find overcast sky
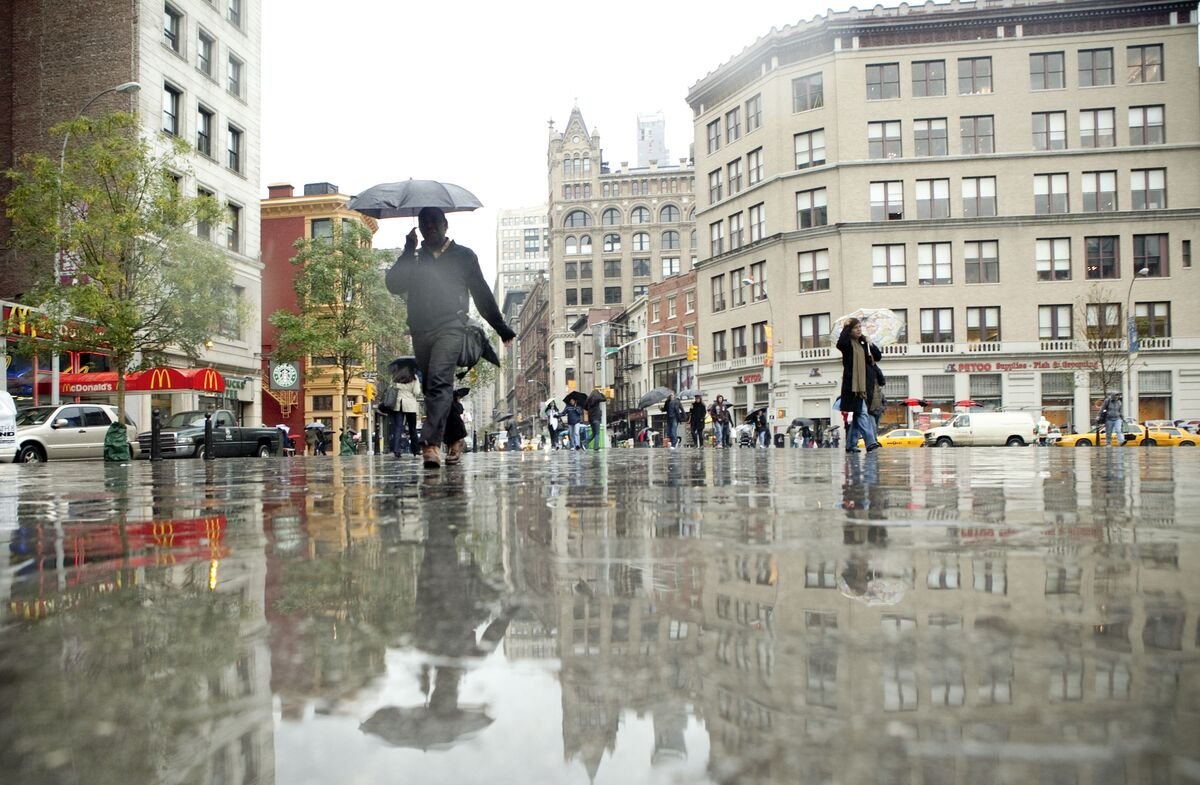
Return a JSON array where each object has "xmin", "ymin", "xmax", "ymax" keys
[{"xmin": 260, "ymin": 0, "xmax": 837, "ymax": 283}]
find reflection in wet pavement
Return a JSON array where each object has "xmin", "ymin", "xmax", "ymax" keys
[{"xmin": 1, "ymin": 449, "xmax": 1197, "ymax": 785}]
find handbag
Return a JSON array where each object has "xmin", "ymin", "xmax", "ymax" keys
[
  {"xmin": 458, "ymin": 321, "xmax": 501, "ymax": 370},
  {"xmin": 379, "ymin": 386, "xmax": 398, "ymax": 413}
]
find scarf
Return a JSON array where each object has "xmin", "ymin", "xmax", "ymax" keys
[{"xmin": 851, "ymin": 339, "xmax": 868, "ymax": 397}]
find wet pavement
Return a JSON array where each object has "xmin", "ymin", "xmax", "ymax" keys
[{"xmin": 1, "ymin": 448, "xmax": 1197, "ymax": 785}]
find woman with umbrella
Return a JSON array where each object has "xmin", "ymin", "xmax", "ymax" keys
[
  {"xmin": 389, "ymin": 357, "xmax": 422, "ymax": 457},
  {"xmin": 663, "ymin": 392, "xmax": 683, "ymax": 449},
  {"xmin": 837, "ymin": 318, "xmax": 882, "ymax": 453}
]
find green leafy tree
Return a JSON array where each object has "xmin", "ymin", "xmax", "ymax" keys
[
  {"xmin": 4, "ymin": 112, "xmax": 240, "ymax": 422},
  {"xmin": 270, "ymin": 221, "xmax": 408, "ymax": 433}
]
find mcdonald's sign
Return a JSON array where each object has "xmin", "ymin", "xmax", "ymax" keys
[
  {"xmin": 197, "ymin": 368, "xmax": 222, "ymax": 392},
  {"xmin": 148, "ymin": 367, "xmax": 174, "ymax": 390}
]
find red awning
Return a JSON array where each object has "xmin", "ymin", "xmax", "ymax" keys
[{"xmin": 47, "ymin": 367, "xmax": 226, "ymax": 395}]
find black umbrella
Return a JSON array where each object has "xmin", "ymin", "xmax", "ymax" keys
[
  {"xmin": 495, "ymin": 413, "xmax": 514, "ymax": 423},
  {"xmin": 360, "ymin": 704, "xmax": 493, "ymax": 750},
  {"xmin": 585, "ymin": 389, "xmax": 606, "ymax": 410},
  {"xmin": 347, "ymin": 179, "xmax": 483, "ymax": 219},
  {"xmin": 678, "ymin": 388, "xmax": 704, "ymax": 400},
  {"xmin": 563, "ymin": 390, "xmax": 588, "ymax": 408},
  {"xmin": 744, "ymin": 406, "xmax": 768, "ymax": 422},
  {"xmin": 453, "ymin": 387, "xmax": 470, "ymax": 399},
  {"xmin": 790, "ymin": 417, "xmax": 814, "ymax": 428},
  {"xmin": 637, "ymin": 386, "xmax": 674, "ymax": 410},
  {"xmin": 388, "ymin": 356, "xmax": 418, "ymax": 372}
]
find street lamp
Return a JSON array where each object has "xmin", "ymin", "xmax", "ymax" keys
[
  {"xmin": 742, "ymin": 277, "xmax": 777, "ymax": 445},
  {"xmin": 1124, "ymin": 266, "xmax": 1150, "ymax": 420},
  {"xmin": 52, "ymin": 81, "xmax": 141, "ymax": 405}
]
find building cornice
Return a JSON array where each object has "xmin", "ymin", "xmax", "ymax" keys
[{"xmin": 259, "ymin": 196, "xmax": 380, "ymax": 232}]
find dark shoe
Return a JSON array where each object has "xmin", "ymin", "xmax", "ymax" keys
[
  {"xmin": 445, "ymin": 439, "xmax": 465, "ymax": 465},
  {"xmin": 422, "ymin": 445, "xmax": 442, "ymax": 469},
  {"xmin": 845, "ymin": 448, "xmax": 861, "ymax": 454},
  {"xmin": 866, "ymin": 443, "xmax": 881, "ymax": 452}
]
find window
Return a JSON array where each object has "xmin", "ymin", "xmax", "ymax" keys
[
  {"xmin": 745, "ymin": 94, "xmax": 762, "ymax": 132},
  {"xmin": 1039, "ymin": 305, "xmax": 1072, "ymax": 340},
  {"xmin": 227, "ymin": 0, "xmax": 242, "ymax": 27},
  {"xmin": 1082, "ymin": 171, "xmax": 1117, "ymax": 212},
  {"xmin": 604, "ymin": 259, "xmax": 620, "ymax": 278},
  {"xmin": 662, "ymin": 230, "xmax": 680, "ymax": 250},
  {"xmin": 660, "ymin": 204, "xmax": 680, "ymax": 223},
  {"xmin": 1034, "ymin": 173, "xmax": 1068, "ymax": 214},
  {"xmin": 227, "ymin": 124, "xmax": 242, "ymax": 172},
  {"xmin": 602, "ymin": 207, "xmax": 621, "ymax": 225},
  {"xmin": 565, "ymin": 261, "xmax": 577, "ymax": 280},
  {"xmin": 793, "ymin": 131, "xmax": 825, "ymax": 169},
  {"xmin": 962, "ymin": 177, "xmax": 996, "ymax": 218},
  {"xmin": 711, "ymin": 275, "xmax": 726, "ymax": 312},
  {"xmin": 1032, "ymin": 111, "xmax": 1067, "ymax": 150},
  {"xmin": 967, "ymin": 307, "xmax": 1001, "ymax": 342},
  {"xmin": 162, "ymin": 83, "xmax": 181, "ymax": 135},
  {"xmin": 918, "ymin": 242, "xmax": 952, "ymax": 285},
  {"xmin": 579, "ymin": 235, "xmax": 592, "ymax": 254},
  {"xmin": 796, "ymin": 188, "xmax": 827, "ymax": 229},
  {"xmin": 196, "ymin": 106, "xmax": 213, "ymax": 156},
  {"xmin": 708, "ymin": 169, "xmax": 723, "ymax": 203},
  {"xmin": 920, "ymin": 308, "xmax": 954, "ymax": 343},
  {"xmin": 631, "ymin": 206, "xmax": 650, "ymax": 224},
  {"xmin": 726, "ymin": 107, "xmax": 741, "ymax": 142},
  {"xmin": 731, "ymin": 326, "xmax": 747, "ymax": 358},
  {"xmin": 632, "ymin": 232, "xmax": 650, "ymax": 252},
  {"xmin": 1131, "ymin": 169, "xmax": 1166, "ymax": 210},
  {"xmin": 1185, "ymin": 240, "xmax": 1192, "ymax": 268},
  {"xmin": 1129, "ymin": 105, "xmax": 1164, "ymax": 145},
  {"xmin": 1036, "ymin": 238, "xmax": 1071, "ymax": 281},
  {"xmin": 958, "ymin": 57, "xmax": 992, "ymax": 94},
  {"xmin": 603, "ymin": 233, "xmax": 621, "ymax": 253},
  {"xmin": 798, "ymin": 249, "xmax": 830, "ymax": 292},
  {"xmin": 870, "ymin": 181, "xmax": 904, "ymax": 221},
  {"xmin": 685, "ymin": 291, "xmax": 695, "ymax": 314},
  {"xmin": 730, "ymin": 267, "xmax": 745, "ymax": 307},
  {"xmin": 748, "ymin": 204, "xmax": 765, "ymax": 242},
  {"xmin": 196, "ymin": 187, "xmax": 214, "ymax": 240},
  {"xmin": 604, "ymin": 286, "xmax": 621, "ymax": 304},
  {"xmin": 747, "ymin": 147, "xmax": 764, "ymax": 183},
  {"xmin": 1135, "ymin": 302, "xmax": 1171, "ymax": 338},
  {"xmin": 164, "ymin": 4, "xmax": 182, "ymax": 52},
  {"xmin": 707, "ymin": 119, "xmax": 721, "ymax": 154},
  {"xmin": 633, "ymin": 284, "xmax": 649, "ymax": 299},
  {"xmin": 580, "ymin": 287, "xmax": 593, "ymax": 305},
  {"xmin": 914, "ymin": 118, "xmax": 948, "ymax": 157},
  {"xmin": 310, "ymin": 218, "xmax": 332, "ymax": 239},
  {"xmin": 873, "ymin": 244, "xmax": 906, "ymax": 286},
  {"xmin": 960, "ymin": 115, "xmax": 994, "ymax": 154},
  {"xmin": 228, "ymin": 54, "xmax": 243, "ymax": 97},
  {"xmin": 727, "ymin": 213, "xmax": 743, "ymax": 250},
  {"xmin": 1085, "ymin": 236, "xmax": 1119, "ymax": 279},
  {"xmin": 1127, "ymin": 44, "xmax": 1163, "ymax": 83},
  {"xmin": 749, "ymin": 261, "xmax": 766, "ymax": 300},
  {"xmin": 1134, "ymin": 234, "xmax": 1168, "ymax": 277},
  {"xmin": 792, "ymin": 73, "xmax": 823, "ymax": 112},
  {"xmin": 712, "ymin": 331, "xmax": 727, "ymax": 362},
  {"xmin": 749, "ymin": 321, "xmax": 767, "ymax": 354},
  {"xmin": 662, "ymin": 257, "xmax": 680, "ymax": 278},
  {"xmin": 799, "ymin": 313, "xmax": 830, "ymax": 349},
  {"xmin": 565, "ymin": 289, "xmax": 578, "ymax": 306},
  {"xmin": 710, "ymin": 222, "xmax": 724, "ymax": 256},
  {"xmin": 226, "ymin": 203, "xmax": 241, "ymax": 252},
  {"xmin": 913, "ymin": 60, "xmax": 946, "ymax": 97},
  {"xmin": 1085, "ymin": 302, "xmax": 1120, "ymax": 339},
  {"xmin": 726, "ymin": 160, "xmax": 742, "ymax": 195},
  {"xmin": 868, "ymin": 121, "xmax": 902, "ymax": 159},
  {"xmin": 632, "ymin": 258, "xmax": 650, "ymax": 277},
  {"xmin": 198, "ymin": 30, "xmax": 214, "ymax": 76},
  {"xmin": 1080, "ymin": 108, "xmax": 1115, "ymax": 148},
  {"xmin": 579, "ymin": 260, "xmax": 592, "ymax": 279},
  {"xmin": 1030, "ymin": 52, "xmax": 1065, "ymax": 90},
  {"xmin": 866, "ymin": 63, "xmax": 900, "ymax": 100},
  {"xmin": 965, "ymin": 241, "xmax": 999, "ymax": 283},
  {"xmin": 1079, "ymin": 48, "xmax": 1113, "ymax": 87},
  {"xmin": 916, "ymin": 179, "xmax": 950, "ymax": 219},
  {"xmin": 565, "ymin": 210, "xmax": 592, "ymax": 227}
]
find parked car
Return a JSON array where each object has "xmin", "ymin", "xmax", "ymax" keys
[
  {"xmin": 1141, "ymin": 426, "xmax": 1197, "ymax": 447},
  {"xmin": 11, "ymin": 404, "xmax": 139, "ymax": 462},
  {"xmin": 924, "ymin": 412, "xmax": 1037, "ymax": 447},
  {"xmin": 858, "ymin": 428, "xmax": 926, "ymax": 449},
  {"xmin": 1056, "ymin": 422, "xmax": 1150, "ymax": 447},
  {"xmin": 137, "ymin": 409, "xmax": 280, "ymax": 458}
]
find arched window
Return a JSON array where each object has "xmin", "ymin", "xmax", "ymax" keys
[
  {"xmin": 603, "ymin": 233, "xmax": 621, "ymax": 253},
  {"xmin": 573, "ymin": 184, "xmax": 581, "ymax": 199},
  {"xmin": 583, "ymin": 156, "xmax": 591, "ymax": 176},
  {"xmin": 573, "ymin": 155, "xmax": 582, "ymax": 178},
  {"xmin": 580, "ymin": 234, "xmax": 593, "ymax": 254},
  {"xmin": 583, "ymin": 184, "xmax": 591, "ymax": 198},
  {"xmin": 562, "ymin": 156, "xmax": 571, "ymax": 179},
  {"xmin": 565, "ymin": 210, "xmax": 592, "ymax": 228},
  {"xmin": 662, "ymin": 230, "xmax": 680, "ymax": 250},
  {"xmin": 688, "ymin": 207, "xmax": 697, "ymax": 221},
  {"xmin": 631, "ymin": 206, "xmax": 650, "ymax": 224},
  {"xmin": 660, "ymin": 204, "xmax": 680, "ymax": 223},
  {"xmin": 565, "ymin": 235, "xmax": 578, "ymax": 255},
  {"xmin": 602, "ymin": 207, "xmax": 621, "ymax": 225},
  {"xmin": 632, "ymin": 232, "xmax": 650, "ymax": 251},
  {"xmin": 690, "ymin": 230, "xmax": 697, "ymax": 249}
]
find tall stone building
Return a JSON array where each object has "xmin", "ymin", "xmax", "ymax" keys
[
  {"xmin": 0, "ymin": 0, "xmax": 263, "ymax": 425},
  {"xmin": 546, "ymin": 108, "xmax": 696, "ymax": 398},
  {"xmin": 494, "ymin": 206, "xmax": 549, "ymax": 424},
  {"xmin": 687, "ymin": 0, "xmax": 1199, "ymax": 434}
]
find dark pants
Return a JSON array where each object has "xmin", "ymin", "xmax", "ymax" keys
[
  {"xmin": 445, "ymin": 407, "xmax": 467, "ymax": 445},
  {"xmin": 691, "ymin": 425, "xmax": 704, "ymax": 447},
  {"xmin": 392, "ymin": 411, "xmax": 418, "ymax": 455},
  {"xmin": 413, "ymin": 327, "xmax": 464, "ymax": 447}
]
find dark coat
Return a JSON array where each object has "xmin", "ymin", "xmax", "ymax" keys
[
  {"xmin": 665, "ymin": 397, "xmax": 683, "ymax": 423},
  {"xmin": 689, "ymin": 402, "xmax": 707, "ymax": 428},
  {"xmin": 837, "ymin": 324, "xmax": 882, "ymax": 413},
  {"xmin": 564, "ymin": 403, "xmax": 583, "ymax": 426}
]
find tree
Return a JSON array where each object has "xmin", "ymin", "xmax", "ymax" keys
[
  {"xmin": 269, "ymin": 221, "xmax": 408, "ymax": 434},
  {"xmin": 1076, "ymin": 284, "xmax": 1125, "ymax": 425},
  {"xmin": 4, "ymin": 112, "xmax": 240, "ymax": 423}
]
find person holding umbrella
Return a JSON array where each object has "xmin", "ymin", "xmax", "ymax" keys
[
  {"xmin": 385, "ymin": 207, "xmax": 515, "ymax": 468},
  {"xmin": 709, "ymin": 395, "xmax": 731, "ymax": 448},
  {"xmin": 389, "ymin": 357, "xmax": 422, "ymax": 457},
  {"xmin": 563, "ymin": 391, "xmax": 587, "ymax": 450},
  {"xmin": 837, "ymin": 318, "xmax": 882, "ymax": 453},
  {"xmin": 663, "ymin": 392, "xmax": 683, "ymax": 449},
  {"xmin": 688, "ymin": 395, "xmax": 707, "ymax": 448}
]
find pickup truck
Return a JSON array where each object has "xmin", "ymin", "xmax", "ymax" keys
[{"xmin": 137, "ymin": 409, "xmax": 281, "ymax": 459}]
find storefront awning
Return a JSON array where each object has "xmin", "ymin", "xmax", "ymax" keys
[{"xmin": 44, "ymin": 367, "xmax": 226, "ymax": 396}]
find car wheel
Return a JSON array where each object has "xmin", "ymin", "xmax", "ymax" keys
[
  {"xmin": 256, "ymin": 443, "xmax": 272, "ymax": 458},
  {"xmin": 936, "ymin": 437, "xmax": 953, "ymax": 448},
  {"xmin": 195, "ymin": 443, "xmax": 208, "ymax": 459},
  {"xmin": 1180, "ymin": 442, "xmax": 1195, "ymax": 447},
  {"xmin": 1142, "ymin": 438, "xmax": 1156, "ymax": 446},
  {"xmin": 1006, "ymin": 437, "xmax": 1025, "ymax": 446},
  {"xmin": 17, "ymin": 443, "xmax": 45, "ymax": 463},
  {"xmin": 1076, "ymin": 439, "xmax": 1092, "ymax": 447}
]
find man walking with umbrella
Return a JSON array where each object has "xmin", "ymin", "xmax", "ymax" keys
[
  {"xmin": 688, "ymin": 395, "xmax": 707, "ymax": 448},
  {"xmin": 837, "ymin": 318, "xmax": 882, "ymax": 453},
  {"xmin": 386, "ymin": 207, "xmax": 515, "ymax": 468}
]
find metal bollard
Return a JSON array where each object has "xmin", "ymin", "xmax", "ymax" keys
[
  {"xmin": 150, "ymin": 409, "xmax": 162, "ymax": 461},
  {"xmin": 204, "ymin": 412, "xmax": 215, "ymax": 460}
]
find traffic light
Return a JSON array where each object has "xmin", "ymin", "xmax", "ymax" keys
[
  {"xmin": 687, "ymin": 344, "xmax": 698, "ymax": 362},
  {"xmin": 351, "ymin": 403, "xmax": 363, "ymax": 415},
  {"xmin": 365, "ymin": 383, "xmax": 375, "ymax": 402}
]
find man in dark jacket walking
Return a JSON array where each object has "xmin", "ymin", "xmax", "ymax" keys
[
  {"xmin": 688, "ymin": 396, "xmax": 707, "ymax": 447},
  {"xmin": 386, "ymin": 207, "xmax": 515, "ymax": 468},
  {"xmin": 837, "ymin": 318, "xmax": 882, "ymax": 453},
  {"xmin": 664, "ymin": 393, "xmax": 683, "ymax": 448}
]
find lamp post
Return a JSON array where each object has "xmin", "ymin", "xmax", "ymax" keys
[
  {"xmin": 52, "ymin": 81, "xmax": 141, "ymax": 405},
  {"xmin": 743, "ymin": 277, "xmax": 777, "ymax": 444},
  {"xmin": 1124, "ymin": 266, "xmax": 1150, "ymax": 421}
]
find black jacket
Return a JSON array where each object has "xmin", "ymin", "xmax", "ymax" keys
[
  {"xmin": 837, "ymin": 324, "xmax": 882, "ymax": 413},
  {"xmin": 689, "ymin": 402, "xmax": 707, "ymax": 428},
  {"xmin": 386, "ymin": 241, "xmax": 515, "ymax": 341}
]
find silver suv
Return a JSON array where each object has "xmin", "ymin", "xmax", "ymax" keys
[{"xmin": 12, "ymin": 404, "xmax": 139, "ymax": 462}]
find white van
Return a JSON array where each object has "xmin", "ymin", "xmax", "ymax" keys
[{"xmin": 924, "ymin": 411, "xmax": 1037, "ymax": 447}]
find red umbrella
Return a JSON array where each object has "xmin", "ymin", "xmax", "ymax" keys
[
  {"xmin": 902, "ymin": 398, "xmax": 928, "ymax": 407},
  {"xmin": 955, "ymin": 399, "xmax": 984, "ymax": 408}
]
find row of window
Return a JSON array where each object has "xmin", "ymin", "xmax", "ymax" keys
[
  {"xmin": 163, "ymin": 3, "xmax": 246, "ymax": 98},
  {"xmin": 649, "ymin": 291, "xmax": 697, "ymax": 323},
  {"xmin": 563, "ymin": 231, "xmax": 692, "ymax": 255},
  {"xmin": 562, "ymin": 204, "xmax": 690, "ymax": 228},
  {"xmin": 564, "ymin": 256, "xmax": 689, "ymax": 280},
  {"xmin": 706, "ymin": 94, "xmax": 764, "ymax": 153},
  {"xmin": 708, "ymin": 204, "xmax": 766, "ymax": 256},
  {"xmin": 162, "ymin": 82, "xmax": 244, "ymax": 174}
]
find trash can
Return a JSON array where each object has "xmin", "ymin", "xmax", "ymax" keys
[{"xmin": 774, "ymin": 433, "xmax": 786, "ymax": 448}]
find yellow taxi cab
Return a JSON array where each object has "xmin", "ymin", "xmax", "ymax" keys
[
  {"xmin": 1056, "ymin": 423, "xmax": 1149, "ymax": 447},
  {"xmin": 857, "ymin": 428, "xmax": 926, "ymax": 449},
  {"xmin": 1142, "ymin": 426, "xmax": 1197, "ymax": 447}
]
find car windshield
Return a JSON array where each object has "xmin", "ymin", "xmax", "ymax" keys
[
  {"xmin": 165, "ymin": 412, "xmax": 210, "ymax": 428},
  {"xmin": 16, "ymin": 407, "xmax": 57, "ymax": 426}
]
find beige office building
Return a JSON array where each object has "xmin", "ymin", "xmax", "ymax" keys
[{"xmin": 687, "ymin": 0, "xmax": 1200, "ymax": 433}]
